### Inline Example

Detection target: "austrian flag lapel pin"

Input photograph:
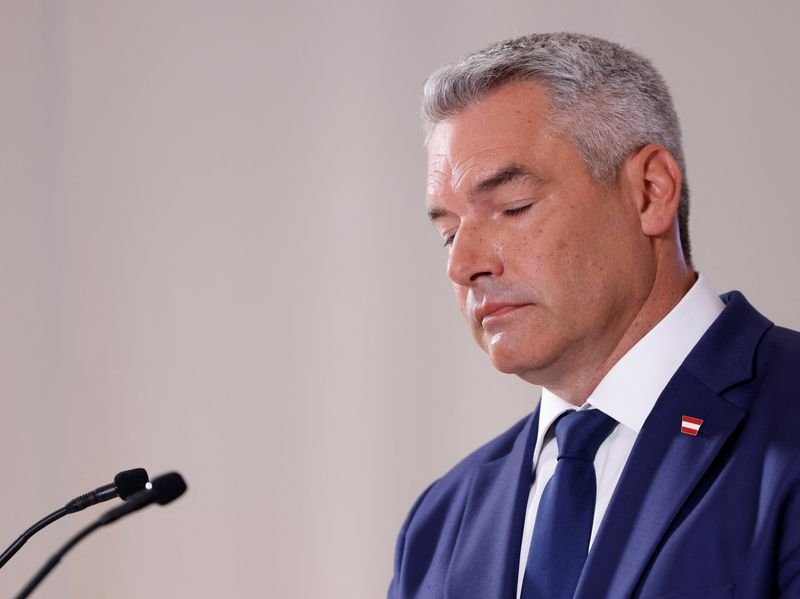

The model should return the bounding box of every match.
[681,415,704,436]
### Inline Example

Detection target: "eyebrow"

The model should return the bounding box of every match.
[427,206,449,222]
[427,164,540,222]
[471,164,536,195]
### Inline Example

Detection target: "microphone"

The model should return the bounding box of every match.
[0,468,149,569]
[64,468,149,513]
[15,472,188,599]
[99,471,187,525]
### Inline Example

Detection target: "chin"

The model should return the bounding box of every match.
[485,332,557,381]
[487,340,533,375]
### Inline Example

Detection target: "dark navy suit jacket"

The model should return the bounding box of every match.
[389,292,800,598]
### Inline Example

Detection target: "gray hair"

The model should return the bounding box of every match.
[422,32,691,265]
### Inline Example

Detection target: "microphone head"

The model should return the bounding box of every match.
[151,472,187,506]
[114,468,150,500]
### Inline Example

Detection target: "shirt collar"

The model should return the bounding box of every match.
[533,274,724,464]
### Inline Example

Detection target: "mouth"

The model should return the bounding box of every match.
[475,302,531,326]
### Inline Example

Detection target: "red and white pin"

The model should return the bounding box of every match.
[681,415,704,436]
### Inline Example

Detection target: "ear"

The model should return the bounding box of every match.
[621,144,682,238]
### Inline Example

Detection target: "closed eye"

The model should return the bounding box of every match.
[504,204,532,217]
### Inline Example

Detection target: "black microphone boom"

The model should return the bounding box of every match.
[0,468,149,569]
[64,468,149,512]
[15,472,188,599]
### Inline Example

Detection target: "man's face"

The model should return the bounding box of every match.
[426,82,654,390]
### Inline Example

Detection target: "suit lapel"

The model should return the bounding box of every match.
[575,291,772,599]
[445,407,540,599]
[575,370,744,598]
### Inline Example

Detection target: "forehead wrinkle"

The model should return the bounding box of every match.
[426,161,451,200]
[446,145,513,193]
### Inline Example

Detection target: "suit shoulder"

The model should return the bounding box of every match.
[764,324,800,350]
[757,324,800,379]
[731,322,800,451]
[389,412,534,597]
[396,411,533,541]
[399,411,533,525]
[428,412,532,496]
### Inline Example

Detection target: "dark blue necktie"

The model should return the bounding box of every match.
[521,409,618,599]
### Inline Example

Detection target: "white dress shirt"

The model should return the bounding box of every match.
[516,275,725,598]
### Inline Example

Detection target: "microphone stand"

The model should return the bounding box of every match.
[0,508,68,569]
[15,520,103,599]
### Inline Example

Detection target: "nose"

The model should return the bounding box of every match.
[446,222,503,286]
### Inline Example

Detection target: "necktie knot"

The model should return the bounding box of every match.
[555,409,618,462]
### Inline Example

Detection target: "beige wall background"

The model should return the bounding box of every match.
[2,1,798,597]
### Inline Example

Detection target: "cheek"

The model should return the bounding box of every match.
[453,283,487,347]
[452,284,469,318]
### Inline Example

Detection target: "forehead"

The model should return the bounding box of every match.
[426,82,556,200]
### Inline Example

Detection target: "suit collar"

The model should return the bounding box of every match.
[445,406,540,599]
[682,291,772,395]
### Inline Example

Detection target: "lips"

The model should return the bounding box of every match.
[475,302,529,325]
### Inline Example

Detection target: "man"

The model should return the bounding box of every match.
[389,33,800,598]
